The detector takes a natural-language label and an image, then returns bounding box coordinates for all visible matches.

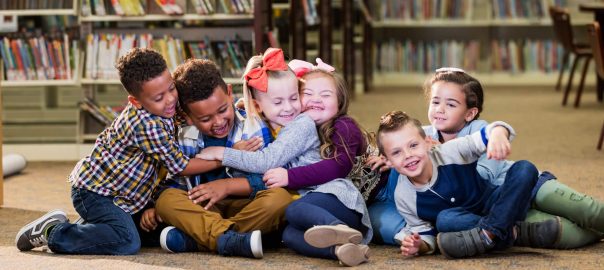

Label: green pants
[527,180,604,249]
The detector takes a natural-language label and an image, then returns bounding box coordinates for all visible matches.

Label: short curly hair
[376,111,426,155]
[173,58,227,112]
[115,48,168,96]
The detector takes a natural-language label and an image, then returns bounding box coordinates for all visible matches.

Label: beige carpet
[1,85,604,269]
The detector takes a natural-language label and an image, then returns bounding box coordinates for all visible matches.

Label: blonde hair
[300,70,368,162]
[241,55,297,120]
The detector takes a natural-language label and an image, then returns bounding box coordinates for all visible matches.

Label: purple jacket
[287,116,365,189]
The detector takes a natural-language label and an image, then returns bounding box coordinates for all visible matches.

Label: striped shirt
[69,103,189,214]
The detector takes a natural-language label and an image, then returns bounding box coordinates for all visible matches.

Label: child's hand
[426,137,441,147]
[139,208,163,232]
[487,126,511,160]
[232,137,263,151]
[263,168,289,188]
[400,233,422,256]
[365,155,390,172]
[196,146,225,161]
[188,179,230,210]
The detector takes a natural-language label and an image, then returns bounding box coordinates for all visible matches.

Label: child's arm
[401,233,431,256]
[394,180,438,255]
[201,115,320,174]
[436,121,515,165]
[266,117,364,189]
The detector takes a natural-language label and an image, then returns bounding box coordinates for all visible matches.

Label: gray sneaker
[15,209,68,251]
[335,243,370,267]
[514,217,562,248]
[437,227,495,259]
[304,224,363,248]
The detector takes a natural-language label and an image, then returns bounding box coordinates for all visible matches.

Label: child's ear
[385,159,392,168]
[464,107,479,122]
[127,95,143,109]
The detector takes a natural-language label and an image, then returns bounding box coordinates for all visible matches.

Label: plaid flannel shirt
[162,107,271,198]
[69,103,189,214]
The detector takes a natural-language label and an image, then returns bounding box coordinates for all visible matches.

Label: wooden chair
[549,6,593,108]
[586,22,604,150]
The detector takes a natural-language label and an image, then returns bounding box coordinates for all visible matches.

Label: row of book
[84,33,251,80]
[0,35,76,81]
[374,39,564,73]
[491,0,567,19]
[81,0,252,16]
[79,98,123,126]
[0,0,73,10]
[491,39,563,73]
[374,40,481,73]
[371,0,475,21]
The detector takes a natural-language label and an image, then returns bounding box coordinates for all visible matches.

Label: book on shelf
[374,39,481,73]
[491,39,562,73]
[371,0,476,21]
[0,34,76,81]
[79,98,123,126]
[84,33,251,80]
[0,0,74,10]
[83,0,252,16]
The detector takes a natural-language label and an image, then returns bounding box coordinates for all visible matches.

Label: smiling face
[254,76,301,130]
[380,123,433,184]
[300,73,339,125]
[428,81,478,140]
[184,86,235,138]
[129,69,178,118]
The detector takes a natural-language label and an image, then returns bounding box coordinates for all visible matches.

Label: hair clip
[288,58,335,78]
[435,67,466,73]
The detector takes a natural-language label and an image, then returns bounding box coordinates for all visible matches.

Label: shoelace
[30,235,48,246]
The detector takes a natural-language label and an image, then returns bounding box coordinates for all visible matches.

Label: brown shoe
[304,224,362,248]
[335,243,369,267]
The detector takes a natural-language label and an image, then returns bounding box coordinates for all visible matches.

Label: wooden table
[580,2,604,102]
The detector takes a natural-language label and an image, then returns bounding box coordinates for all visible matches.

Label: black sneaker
[437,227,495,259]
[15,209,69,251]
[160,226,200,253]
[217,230,263,258]
[514,217,562,248]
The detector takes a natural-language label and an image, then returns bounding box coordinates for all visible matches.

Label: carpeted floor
[1,85,604,269]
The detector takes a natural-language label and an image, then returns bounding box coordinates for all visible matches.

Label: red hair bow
[244,48,288,92]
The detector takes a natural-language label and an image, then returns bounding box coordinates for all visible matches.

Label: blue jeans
[282,192,365,259]
[435,160,538,249]
[367,201,406,245]
[47,187,141,255]
[367,169,406,245]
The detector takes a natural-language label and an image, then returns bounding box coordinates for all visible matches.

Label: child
[197,51,372,266]
[15,48,214,255]
[262,58,374,266]
[422,67,604,249]
[376,111,561,258]
[152,58,293,258]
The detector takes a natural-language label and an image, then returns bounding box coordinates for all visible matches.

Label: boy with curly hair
[15,48,211,255]
[154,58,292,258]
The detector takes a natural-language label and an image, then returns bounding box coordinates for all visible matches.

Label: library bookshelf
[1,0,272,150]
[366,0,596,88]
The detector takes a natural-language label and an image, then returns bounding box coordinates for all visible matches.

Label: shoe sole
[250,230,263,259]
[336,243,369,267]
[15,209,68,250]
[304,225,363,248]
[160,226,177,253]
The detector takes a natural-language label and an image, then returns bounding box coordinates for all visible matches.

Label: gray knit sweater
[222,114,321,173]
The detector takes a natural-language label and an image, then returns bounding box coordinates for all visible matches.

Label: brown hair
[376,111,425,155]
[423,69,484,120]
[115,48,168,97]
[301,70,368,162]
